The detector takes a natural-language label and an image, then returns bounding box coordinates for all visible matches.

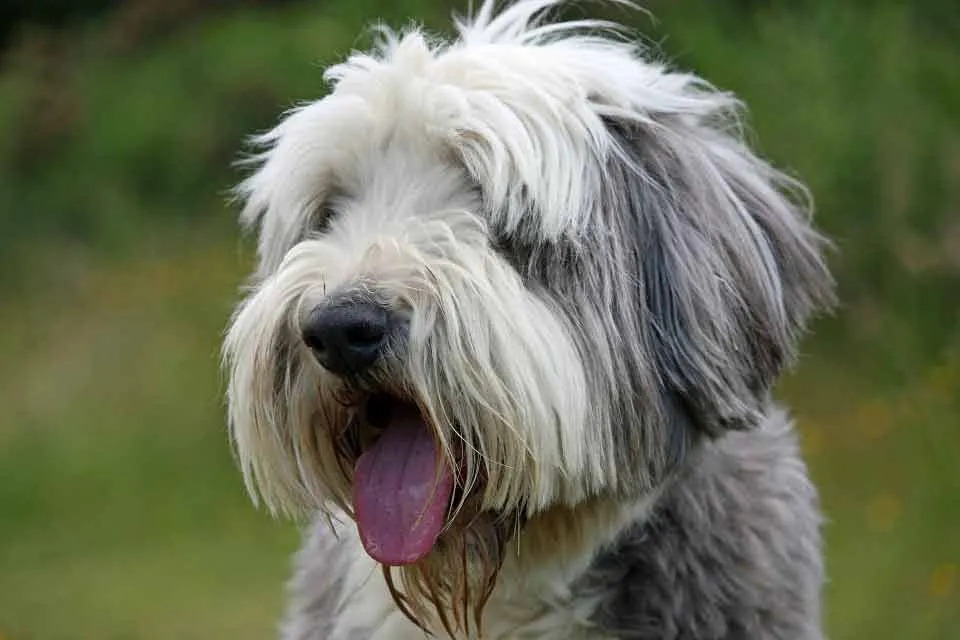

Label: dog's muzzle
[299,295,456,566]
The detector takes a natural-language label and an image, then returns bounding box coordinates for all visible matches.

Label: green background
[1,0,957,637]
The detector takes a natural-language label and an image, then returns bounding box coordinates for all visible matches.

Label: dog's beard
[384,510,515,636]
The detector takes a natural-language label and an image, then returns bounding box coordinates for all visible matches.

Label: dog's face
[224,0,833,630]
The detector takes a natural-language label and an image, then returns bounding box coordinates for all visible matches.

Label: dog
[223,1,835,637]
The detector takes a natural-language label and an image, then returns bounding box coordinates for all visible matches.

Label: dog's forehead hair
[241,32,647,274]
[252,129,486,277]
[328,142,481,231]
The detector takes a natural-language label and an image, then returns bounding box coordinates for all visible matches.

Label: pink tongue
[353,404,453,566]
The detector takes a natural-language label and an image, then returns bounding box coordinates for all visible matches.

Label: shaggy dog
[223,1,835,637]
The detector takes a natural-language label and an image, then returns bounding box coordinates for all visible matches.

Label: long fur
[223,1,835,637]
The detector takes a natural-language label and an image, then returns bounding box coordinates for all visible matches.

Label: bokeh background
[1,0,957,637]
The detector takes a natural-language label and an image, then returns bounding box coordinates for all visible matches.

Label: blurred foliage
[0,0,118,47]
[0,0,957,638]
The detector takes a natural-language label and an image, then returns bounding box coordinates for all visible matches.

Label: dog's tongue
[354,404,453,566]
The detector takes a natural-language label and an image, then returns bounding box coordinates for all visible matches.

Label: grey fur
[282,522,350,640]
[576,408,823,639]
[492,111,834,496]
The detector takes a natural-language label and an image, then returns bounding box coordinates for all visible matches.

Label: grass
[1,0,957,637]
[780,351,960,639]
[0,230,299,638]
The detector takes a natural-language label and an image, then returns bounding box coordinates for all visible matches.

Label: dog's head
[224,0,833,632]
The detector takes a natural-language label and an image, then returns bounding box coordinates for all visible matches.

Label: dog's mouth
[351,394,456,567]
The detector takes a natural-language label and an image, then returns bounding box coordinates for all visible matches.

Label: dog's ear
[604,116,835,436]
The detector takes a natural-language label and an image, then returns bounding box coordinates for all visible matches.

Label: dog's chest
[329,547,612,640]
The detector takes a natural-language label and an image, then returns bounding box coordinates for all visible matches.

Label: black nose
[301,300,391,375]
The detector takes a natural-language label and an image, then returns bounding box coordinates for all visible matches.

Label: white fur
[226,0,739,517]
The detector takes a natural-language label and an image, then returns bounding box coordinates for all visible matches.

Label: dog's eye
[313,205,335,233]
[306,202,339,237]
[308,188,349,236]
